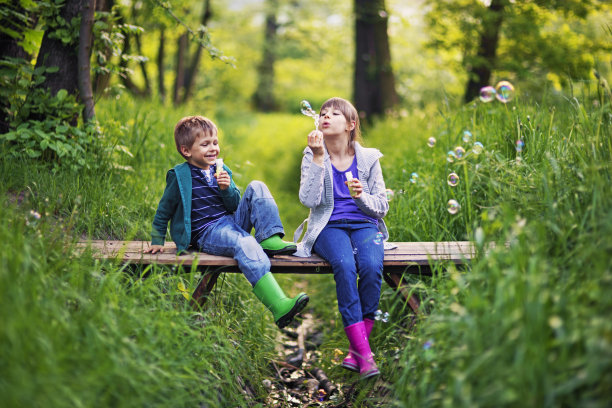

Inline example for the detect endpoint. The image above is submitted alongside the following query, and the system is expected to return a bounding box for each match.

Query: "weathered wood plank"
[76,240,475,270]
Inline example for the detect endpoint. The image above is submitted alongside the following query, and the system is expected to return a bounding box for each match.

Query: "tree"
[78,0,96,121]
[252,0,279,112]
[353,0,398,119]
[464,0,505,103]
[426,0,611,102]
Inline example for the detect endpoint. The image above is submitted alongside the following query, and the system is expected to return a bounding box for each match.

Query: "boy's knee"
[246,180,270,195]
[237,235,269,263]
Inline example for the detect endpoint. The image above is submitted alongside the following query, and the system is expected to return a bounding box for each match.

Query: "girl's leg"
[313,222,362,327]
[351,224,384,321]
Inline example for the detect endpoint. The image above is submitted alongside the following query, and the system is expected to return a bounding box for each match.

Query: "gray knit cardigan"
[293,141,389,257]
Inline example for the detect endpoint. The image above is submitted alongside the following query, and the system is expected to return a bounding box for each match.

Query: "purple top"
[329,156,378,224]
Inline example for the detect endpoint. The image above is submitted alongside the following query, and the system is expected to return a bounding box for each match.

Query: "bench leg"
[383,272,420,314]
[190,270,221,309]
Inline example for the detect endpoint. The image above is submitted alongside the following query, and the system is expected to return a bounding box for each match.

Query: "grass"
[1,83,611,407]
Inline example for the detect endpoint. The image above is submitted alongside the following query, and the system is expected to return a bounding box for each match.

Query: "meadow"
[1,84,611,407]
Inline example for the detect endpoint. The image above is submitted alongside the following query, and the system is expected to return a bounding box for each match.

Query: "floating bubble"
[454,146,466,160]
[410,172,419,184]
[447,172,459,187]
[479,86,496,103]
[423,339,434,350]
[300,99,319,128]
[447,151,456,163]
[447,199,460,215]
[374,309,389,322]
[352,248,358,255]
[462,130,472,143]
[472,141,484,155]
[495,81,515,103]
[516,139,524,153]
[385,188,395,201]
[427,137,436,148]
[373,232,383,245]
[300,100,314,116]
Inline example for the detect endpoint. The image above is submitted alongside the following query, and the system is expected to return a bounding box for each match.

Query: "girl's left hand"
[345,178,363,198]
[215,170,230,190]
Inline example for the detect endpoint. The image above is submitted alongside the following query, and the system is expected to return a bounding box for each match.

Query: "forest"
[1,0,611,406]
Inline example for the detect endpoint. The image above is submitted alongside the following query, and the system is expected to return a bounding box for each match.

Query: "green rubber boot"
[260,234,297,256]
[253,272,309,329]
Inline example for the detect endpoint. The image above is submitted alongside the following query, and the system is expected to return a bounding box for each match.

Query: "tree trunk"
[134,33,152,97]
[35,0,84,99]
[353,0,398,120]
[157,27,166,103]
[78,0,96,122]
[464,0,505,103]
[173,33,188,105]
[181,0,212,103]
[252,0,278,112]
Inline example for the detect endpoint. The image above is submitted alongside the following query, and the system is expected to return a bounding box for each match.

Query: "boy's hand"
[308,130,325,165]
[215,169,230,190]
[345,178,363,198]
[145,245,164,254]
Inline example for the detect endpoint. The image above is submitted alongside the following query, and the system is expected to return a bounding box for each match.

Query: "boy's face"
[180,131,220,170]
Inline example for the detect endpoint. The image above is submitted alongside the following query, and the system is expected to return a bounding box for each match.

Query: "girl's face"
[319,106,355,137]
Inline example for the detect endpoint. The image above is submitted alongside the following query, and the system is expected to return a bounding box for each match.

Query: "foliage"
[0,57,111,171]
[425,0,612,94]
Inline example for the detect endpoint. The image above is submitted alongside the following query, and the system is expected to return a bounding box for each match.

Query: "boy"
[145,116,308,329]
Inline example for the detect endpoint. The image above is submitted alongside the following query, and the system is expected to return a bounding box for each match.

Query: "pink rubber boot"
[344,321,380,379]
[341,318,374,372]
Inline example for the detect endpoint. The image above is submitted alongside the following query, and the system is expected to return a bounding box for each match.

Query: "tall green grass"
[1,85,610,406]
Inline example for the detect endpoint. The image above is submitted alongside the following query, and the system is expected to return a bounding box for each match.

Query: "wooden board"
[76,240,475,273]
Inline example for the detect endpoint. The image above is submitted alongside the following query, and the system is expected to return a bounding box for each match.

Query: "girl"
[294,97,389,379]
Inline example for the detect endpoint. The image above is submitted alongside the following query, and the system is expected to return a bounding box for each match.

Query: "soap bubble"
[447,151,456,163]
[447,199,460,214]
[423,339,434,350]
[300,99,315,116]
[495,81,515,103]
[375,309,390,322]
[385,188,395,201]
[427,137,436,147]
[352,248,358,255]
[454,146,466,160]
[516,139,524,153]
[472,141,484,155]
[479,86,496,103]
[300,99,319,128]
[462,130,472,143]
[410,172,419,184]
[447,172,459,187]
[373,232,383,245]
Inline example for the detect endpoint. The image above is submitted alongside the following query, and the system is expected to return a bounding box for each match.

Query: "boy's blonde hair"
[174,116,218,158]
[320,97,362,144]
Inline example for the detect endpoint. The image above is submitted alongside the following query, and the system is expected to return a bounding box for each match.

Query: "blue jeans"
[313,220,384,327]
[197,181,285,286]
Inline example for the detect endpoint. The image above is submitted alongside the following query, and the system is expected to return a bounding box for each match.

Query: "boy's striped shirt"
[189,163,229,246]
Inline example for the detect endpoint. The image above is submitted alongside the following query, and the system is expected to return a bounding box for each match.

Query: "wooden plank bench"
[76,240,476,313]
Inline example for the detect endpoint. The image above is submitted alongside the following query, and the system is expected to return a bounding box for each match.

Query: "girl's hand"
[215,169,230,190]
[345,178,363,198]
[307,130,325,164]
[145,245,164,254]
